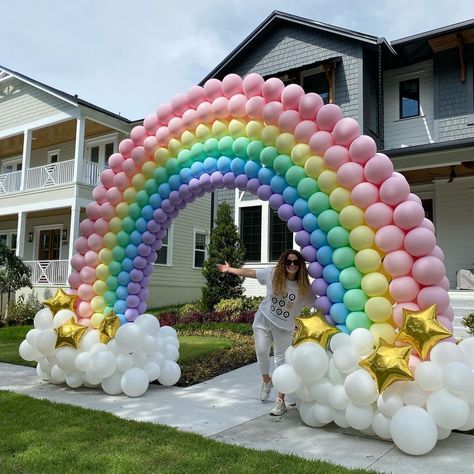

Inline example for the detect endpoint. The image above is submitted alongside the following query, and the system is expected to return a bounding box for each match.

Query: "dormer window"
[399,78,420,118]
[301,63,336,104]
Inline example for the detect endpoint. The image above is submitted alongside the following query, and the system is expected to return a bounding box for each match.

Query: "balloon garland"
[18,73,473,455]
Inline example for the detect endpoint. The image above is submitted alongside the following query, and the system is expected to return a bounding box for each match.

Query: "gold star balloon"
[55,318,87,349]
[359,338,414,393]
[293,310,340,349]
[43,288,78,314]
[98,312,120,344]
[395,304,452,360]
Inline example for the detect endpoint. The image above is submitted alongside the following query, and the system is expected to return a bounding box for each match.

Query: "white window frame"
[85,132,118,168]
[47,149,60,164]
[0,229,17,250]
[33,224,64,260]
[154,224,173,267]
[1,156,22,173]
[192,228,208,269]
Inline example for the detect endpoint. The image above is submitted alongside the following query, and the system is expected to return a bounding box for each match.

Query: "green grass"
[0,391,373,474]
[0,324,34,367]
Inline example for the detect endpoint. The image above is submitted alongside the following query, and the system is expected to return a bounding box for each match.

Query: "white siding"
[383,60,434,150]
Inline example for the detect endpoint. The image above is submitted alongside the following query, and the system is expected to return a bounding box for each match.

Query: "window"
[240,206,262,261]
[421,198,434,223]
[193,231,207,268]
[400,78,420,119]
[48,150,60,164]
[156,232,170,265]
[85,134,117,168]
[269,209,294,261]
[0,230,17,251]
[301,64,335,104]
[1,157,22,173]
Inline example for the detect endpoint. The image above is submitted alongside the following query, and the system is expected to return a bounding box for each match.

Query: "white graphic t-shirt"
[256,267,315,331]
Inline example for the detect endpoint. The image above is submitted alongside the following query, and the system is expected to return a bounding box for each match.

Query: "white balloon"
[299,402,326,427]
[159,325,177,339]
[345,402,374,430]
[55,347,78,372]
[332,346,360,373]
[158,360,181,386]
[344,369,378,406]
[90,342,108,353]
[36,364,50,381]
[458,405,474,431]
[26,328,41,347]
[142,335,157,354]
[437,426,451,440]
[75,352,91,372]
[80,330,100,352]
[329,332,351,352]
[272,364,301,394]
[34,308,54,329]
[19,340,41,362]
[132,351,147,368]
[84,367,102,386]
[291,342,328,381]
[377,392,403,417]
[372,412,392,439]
[39,358,52,376]
[333,409,350,428]
[443,362,474,396]
[106,339,119,353]
[312,403,334,424]
[426,388,469,430]
[284,345,294,364]
[121,367,149,397]
[115,324,144,353]
[90,351,117,378]
[163,345,180,362]
[390,406,438,455]
[430,341,464,368]
[349,328,374,356]
[401,382,428,407]
[327,358,345,385]
[117,353,133,372]
[414,361,443,392]
[134,313,160,336]
[459,338,474,368]
[36,329,58,355]
[53,309,76,328]
[143,361,161,381]
[164,335,179,349]
[102,371,123,395]
[65,371,83,388]
[295,382,318,402]
[312,378,333,404]
[154,337,166,352]
[328,384,350,410]
[147,352,165,368]
[51,364,66,384]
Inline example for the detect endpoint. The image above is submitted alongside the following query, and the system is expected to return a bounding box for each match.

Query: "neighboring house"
[0,65,210,309]
[201,11,474,334]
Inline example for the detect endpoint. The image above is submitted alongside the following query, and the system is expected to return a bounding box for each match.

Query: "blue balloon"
[258,167,275,184]
[135,217,147,233]
[244,160,260,178]
[336,324,350,334]
[230,157,246,175]
[158,183,171,199]
[270,175,287,194]
[179,168,193,184]
[327,283,345,303]
[141,205,154,220]
[130,231,142,246]
[116,285,128,300]
[191,161,204,178]
[293,198,310,217]
[114,300,127,314]
[203,157,218,173]
[317,245,333,266]
[149,193,162,209]
[217,156,232,173]
[122,258,134,272]
[310,229,328,248]
[118,271,130,286]
[330,302,349,323]
[322,264,340,283]
[168,174,181,191]
[282,186,299,205]
[302,213,318,233]
[117,313,127,325]
[125,244,138,259]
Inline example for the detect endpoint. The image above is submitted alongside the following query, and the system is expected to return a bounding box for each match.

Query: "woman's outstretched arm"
[217,261,257,279]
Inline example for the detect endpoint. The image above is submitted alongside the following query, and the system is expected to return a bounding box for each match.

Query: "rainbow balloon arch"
[19,73,474,455]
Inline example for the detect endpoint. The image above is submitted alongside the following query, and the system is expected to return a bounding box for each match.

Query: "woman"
[217,249,314,416]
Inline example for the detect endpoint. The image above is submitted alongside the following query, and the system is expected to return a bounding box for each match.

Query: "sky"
[1,0,473,121]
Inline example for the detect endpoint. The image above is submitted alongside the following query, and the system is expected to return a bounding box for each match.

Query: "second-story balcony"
[0,159,105,196]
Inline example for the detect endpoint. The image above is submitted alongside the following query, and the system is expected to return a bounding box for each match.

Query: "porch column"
[68,202,81,272]
[73,115,86,183]
[20,129,32,191]
[16,211,27,258]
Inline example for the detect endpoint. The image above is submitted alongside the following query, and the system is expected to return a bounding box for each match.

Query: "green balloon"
[177,149,192,167]
[318,209,340,231]
[260,146,278,167]
[136,190,149,208]
[153,167,168,184]
[247,140,264,161]
[103,291,117,306]
[144,178,158,195]
[218,136,234,156]
[112,246,126,262]
[297,177,319,199]
[116,231,130,247]
[327,226,350,248]
[343,289,368,312]
[285,166,307,187]
[308,192,330,215]
[332,247,356,269]
[128,203,142,220]
[122,217,135,233]
[339,266,363,289]
[233,137,251,158]
[106,276,119,291]
[165,158,180,175]
[191,142,206,161]
[273,154,293,176]
[203,138,220,158]
[109,261,122,276]
[346,312,372,331]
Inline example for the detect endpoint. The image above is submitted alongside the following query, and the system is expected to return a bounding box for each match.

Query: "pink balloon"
[181,109,199,129]
[203,78,224,101]
[242,73,265,98]
[393,201,425,230]
[409,353,422,372]
[71,254,86,272]
[130,126,147,145]
[278,110,302,133]
[113,172,129,192]
[336,162,364,189]
[86,202,102,221]
[294,121,318,143]
[78,283,94,301]
[263,101,284,125]
[281,84,305,111]
[324,145,350,170]
[262,77,285,102]
[77,301,94,319]
[375,225,405,253]
[365,202,393,229]
[77,317,91,327]
[430,245,444,261]
[412,256,445,286]
[122,159,138,178]
[407,193,422,205]
[316,104,343,131]
[351,182,379,209]
[383,250,414,277]
[364,153,394,185]
[196,102,214,123]
[100,202,116,220]
[84,250,100,268]
[118,139,135,158]
[211,97,230,119]
[245,96,266,120]
[143,114,160,135]
[222,73,243,98]
[228,94,248,118]
[299,93,324,120]
[380,176,410,206]
[393,302,420,327]
[99,169,115,189]
[87,233,103,252]
[186,85,207,108]
[309,131,334,156]
[170,93,190,117]
[79,219,95,237]
[155,126,171,146]
[419,218,435,233]
[440,305,454,321]
[349,135,377,165]
[108,154,124,173]
[417,286,450,313]
[143,136,158,154]
[389,276,420,303]
[168,117,185,136]
[437,316,453,333]
[439,276,450,291]
[332,117,360,147]
[74,237,89,256]
[79,266,96,284]
[106,187,122,206]
[131,146,148,167]
[156,104,175,125]
[404,227,436,257]
[68,271,82,290]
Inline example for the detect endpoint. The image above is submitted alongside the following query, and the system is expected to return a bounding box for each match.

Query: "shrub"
[6,295,42,326]
[243,296,264,312]
[214,298,245,316]
[178,302,203,317]
[461,313,474,335]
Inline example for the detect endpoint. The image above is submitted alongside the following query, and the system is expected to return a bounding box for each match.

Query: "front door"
[38,229,61,260]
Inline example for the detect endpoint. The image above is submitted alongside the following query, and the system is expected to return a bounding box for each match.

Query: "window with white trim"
[0,230,17,251]
[155,227,172,265]
[193,230,207,268]
[48,149,60,164]
[1,157,22,173]
[240,206,262,262]
[85,134,118,168]
[269,208,294,261]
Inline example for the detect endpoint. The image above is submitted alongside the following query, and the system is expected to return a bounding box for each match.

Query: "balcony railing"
[24,260,69,286]
[0,159,105,195]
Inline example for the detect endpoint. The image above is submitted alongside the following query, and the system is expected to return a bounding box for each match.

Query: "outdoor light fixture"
[62,229,68,241]
[448,165,456,183]
[28,232,33,242]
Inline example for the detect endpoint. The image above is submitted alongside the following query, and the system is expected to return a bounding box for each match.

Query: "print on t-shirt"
[270,292,297,321]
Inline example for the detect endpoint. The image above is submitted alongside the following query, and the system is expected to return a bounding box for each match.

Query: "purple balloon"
[312,278,328,296]
[307,261,323,279]
[156,228,167,239]
[189,178,202,193]
[161,199,175,213]
[125,310,138,322]
[314,296,331,314]
[277,203,294,221]
[169,190,182,205]
[133,256,147,269]
[137,302,147,314]
[194,188,205,197]
[130,269,143,282]
[153,240,163,251]
[147,220,161,233]
[287,216,303,232]
[153,208,167,223]
[167,209,179,219]
[138,288,148,300]
[325,314,335,325]
[142,231,156,245]
[138,243,151,257]
[185,194,196,204]
[179,184,192,198]
[295,230,311,247]
[146,252,157,264]
[128,281,141,294]
[199,173,211,186]
[268,194,284,210]
[246,178,260,194]
[210,171,224,188]
[141,274,150,284]
[175,201,187,210]
[162,217,172,229]
[301,245,317,262]
[235,174,249,190]
[223,172,236,189]
[126,295,140,308]
[257,184,272,201]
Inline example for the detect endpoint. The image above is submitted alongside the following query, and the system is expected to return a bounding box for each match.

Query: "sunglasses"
[285,259,300,267]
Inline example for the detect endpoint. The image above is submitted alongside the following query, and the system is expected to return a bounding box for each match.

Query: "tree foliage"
[201,202,246,311]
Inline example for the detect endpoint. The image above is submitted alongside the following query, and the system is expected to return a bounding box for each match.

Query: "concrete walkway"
[1,361,473,473]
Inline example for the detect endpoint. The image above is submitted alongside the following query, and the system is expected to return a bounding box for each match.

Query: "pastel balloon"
[351,182,379,209]
[299,93,324,120]
[349,135,377,165]
[309,131,334,156]
[228,94,248,117]
[364,154,394,185]
[417,286,450,313]
[349,226,375,251]
[245,96,266,119]
[242,73,265,98]
[324,145,350,170]
[361,273,389,297]
[365,296,392,322]
[262,77,285,102]
[316,104,343,131]
[383,250,414,277]
[337,162,364,190]
[374,225,405,253]
[332,118,360,147]
[294,121,318,143]
[278,110,302,132]
[379,176,410,206]
[412,256,446,286]
[263,101,284,125]
[393,201,425,230]
[389,276,420,303]
[404,227,437,257]
[281,83,305,110]
[365,202,393,229]
[354,249,382,274]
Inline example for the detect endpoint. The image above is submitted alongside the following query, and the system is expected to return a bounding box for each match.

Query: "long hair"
[272,249,310,297]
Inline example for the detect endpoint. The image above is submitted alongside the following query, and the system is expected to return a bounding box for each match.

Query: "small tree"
[201,202,246,311]
[0,244,32,319]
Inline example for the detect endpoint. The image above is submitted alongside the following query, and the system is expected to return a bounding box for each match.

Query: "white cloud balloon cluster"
[19,309,181,397]
[272,329,474,455]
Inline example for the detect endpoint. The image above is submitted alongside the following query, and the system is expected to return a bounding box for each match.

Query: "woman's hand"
[217,261,230,273]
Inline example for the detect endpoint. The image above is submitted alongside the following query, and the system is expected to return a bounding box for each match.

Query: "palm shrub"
[461,313,474,335]
[201,202,246,311]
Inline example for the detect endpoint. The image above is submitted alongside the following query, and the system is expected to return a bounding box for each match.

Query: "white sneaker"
[270,397,287,416]
[259,380,272,401]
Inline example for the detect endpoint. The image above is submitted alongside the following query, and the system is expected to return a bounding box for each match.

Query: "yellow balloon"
[339,205,365,230]
[246,120,264,140]
[291,144,311,166]
[142,161,156,179]
[123,187,136,204]
[91,312,105,329]
[329,187,351,211]
[196,124,212,141]
[181,130,196,148]
[116,203,129,219]
[92,280,107,296]
[96,264,110,280]
[154,147,170,166]
[355,248,382,273]
[318,170,338,193]
[168,138,183,156]
[361,272,389,297]
[304,156,325,178]
[369,323,397,344]
[103,232,117,249]
[98,248,113,265]
[132,173,145,190]
[228,119,246,138]
[108,217,122,234]
[261,125,280,145]
[90,296,105,312]
[276,133,296,155]
[211,120,228,139]
[365,296,393,322]
[349,226,375,251]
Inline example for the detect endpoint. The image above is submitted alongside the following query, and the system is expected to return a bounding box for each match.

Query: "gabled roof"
[0,64,133,123]
[201,10,395,84]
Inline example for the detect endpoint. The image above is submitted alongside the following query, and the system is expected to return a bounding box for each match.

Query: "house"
[201,11,474,335]
[0,65,210,310]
